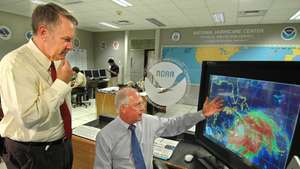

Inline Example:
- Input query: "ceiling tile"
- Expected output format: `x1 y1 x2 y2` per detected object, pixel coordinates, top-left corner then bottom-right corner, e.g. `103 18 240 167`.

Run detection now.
263 8 300 21
238 0 273 11
237 16 263 24
271 0 300 9
206 0 238 12
0 0 298 31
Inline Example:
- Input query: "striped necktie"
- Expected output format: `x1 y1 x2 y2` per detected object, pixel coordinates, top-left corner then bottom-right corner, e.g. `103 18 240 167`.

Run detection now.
128 125 146 169
50 61 72 139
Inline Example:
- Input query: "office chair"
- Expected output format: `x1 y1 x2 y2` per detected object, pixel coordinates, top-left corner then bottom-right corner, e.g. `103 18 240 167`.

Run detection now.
71 87 91 108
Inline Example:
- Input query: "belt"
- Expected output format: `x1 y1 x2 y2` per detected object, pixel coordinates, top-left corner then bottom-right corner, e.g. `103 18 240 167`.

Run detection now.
5 137 66 147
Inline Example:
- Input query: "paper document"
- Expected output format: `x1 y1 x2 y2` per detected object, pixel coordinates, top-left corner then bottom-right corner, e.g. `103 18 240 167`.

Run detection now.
72 125 101 141
153 137 179 160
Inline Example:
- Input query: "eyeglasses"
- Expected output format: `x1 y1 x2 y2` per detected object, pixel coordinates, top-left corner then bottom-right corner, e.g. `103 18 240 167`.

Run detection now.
125 101 145 108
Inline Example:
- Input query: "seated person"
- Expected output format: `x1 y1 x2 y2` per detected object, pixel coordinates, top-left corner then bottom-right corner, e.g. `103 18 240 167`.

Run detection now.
94 87 224 169
71 67 87 105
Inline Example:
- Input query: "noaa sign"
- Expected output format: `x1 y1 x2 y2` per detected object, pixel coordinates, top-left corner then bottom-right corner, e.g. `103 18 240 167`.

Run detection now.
144 61 188 107
281 26 297 40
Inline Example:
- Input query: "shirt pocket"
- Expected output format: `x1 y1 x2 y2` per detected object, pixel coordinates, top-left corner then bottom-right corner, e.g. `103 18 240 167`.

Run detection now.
112 142 132 166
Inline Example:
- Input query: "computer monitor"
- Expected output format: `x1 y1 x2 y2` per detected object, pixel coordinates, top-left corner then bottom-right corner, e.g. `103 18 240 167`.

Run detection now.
84 70 92 79
99 69 106 77
92 69 100 79
195 61 300 169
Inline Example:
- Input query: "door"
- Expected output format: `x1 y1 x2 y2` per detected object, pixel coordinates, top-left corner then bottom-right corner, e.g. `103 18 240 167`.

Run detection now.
129 49 145 82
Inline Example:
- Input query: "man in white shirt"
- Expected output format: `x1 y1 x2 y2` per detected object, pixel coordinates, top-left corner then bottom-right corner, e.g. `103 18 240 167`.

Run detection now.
71 67 87 106
71 67 86 88
0 3 77 169
94 87 224 169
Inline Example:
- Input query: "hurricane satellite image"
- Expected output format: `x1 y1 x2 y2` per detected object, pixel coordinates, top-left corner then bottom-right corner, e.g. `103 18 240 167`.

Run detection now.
204 75 300 169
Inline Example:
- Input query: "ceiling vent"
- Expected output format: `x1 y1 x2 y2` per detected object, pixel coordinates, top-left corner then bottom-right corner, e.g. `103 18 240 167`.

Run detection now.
238 10 267 17
52 0 84 5
145 18 166 27
112 20 134 25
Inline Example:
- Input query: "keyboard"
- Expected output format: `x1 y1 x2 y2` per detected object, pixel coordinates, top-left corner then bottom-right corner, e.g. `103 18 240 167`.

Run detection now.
153 137 179 160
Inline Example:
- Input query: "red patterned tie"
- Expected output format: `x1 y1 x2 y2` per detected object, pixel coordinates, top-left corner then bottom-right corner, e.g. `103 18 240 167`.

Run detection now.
50 62 72 139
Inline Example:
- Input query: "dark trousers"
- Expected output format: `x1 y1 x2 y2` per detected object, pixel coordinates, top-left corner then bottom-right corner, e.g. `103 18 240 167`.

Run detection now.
2 138 73 169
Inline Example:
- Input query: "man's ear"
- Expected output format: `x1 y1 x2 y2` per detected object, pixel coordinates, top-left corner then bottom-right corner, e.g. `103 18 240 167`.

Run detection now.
37 24 48 41
119 104 127 115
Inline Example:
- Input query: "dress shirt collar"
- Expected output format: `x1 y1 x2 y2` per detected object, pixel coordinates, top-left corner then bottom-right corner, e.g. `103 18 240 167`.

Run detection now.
116 116 138 130
27 39 51 70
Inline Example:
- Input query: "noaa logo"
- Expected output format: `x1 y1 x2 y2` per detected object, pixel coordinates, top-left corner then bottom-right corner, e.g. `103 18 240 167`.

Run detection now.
144 61 188 107
0 26 12 40
281 26 297 40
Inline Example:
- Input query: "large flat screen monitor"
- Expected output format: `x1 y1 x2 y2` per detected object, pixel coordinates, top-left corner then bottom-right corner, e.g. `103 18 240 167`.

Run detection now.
99 69 106 77
92 69 100 79
84 70 92 79
196 61 300 169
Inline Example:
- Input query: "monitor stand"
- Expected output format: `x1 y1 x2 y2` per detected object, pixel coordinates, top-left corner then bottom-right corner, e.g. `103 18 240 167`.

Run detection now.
287 156 300 169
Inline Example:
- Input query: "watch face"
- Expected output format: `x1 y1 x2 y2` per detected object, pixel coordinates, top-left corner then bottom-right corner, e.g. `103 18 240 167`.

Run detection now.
171 32 181 41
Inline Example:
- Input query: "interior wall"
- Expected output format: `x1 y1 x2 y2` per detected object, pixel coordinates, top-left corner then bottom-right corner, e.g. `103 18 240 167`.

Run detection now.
75 29 94 69
93 31 125 83
0 11 31 59
0 11 94 68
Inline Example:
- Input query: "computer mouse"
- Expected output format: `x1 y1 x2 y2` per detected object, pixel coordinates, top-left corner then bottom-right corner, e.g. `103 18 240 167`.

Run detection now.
184 154 194 163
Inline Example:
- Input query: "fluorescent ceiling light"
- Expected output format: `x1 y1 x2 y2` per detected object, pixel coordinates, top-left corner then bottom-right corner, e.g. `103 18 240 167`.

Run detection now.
145 18 166 27
99 22 120 29
289 9 300 20
31 0 46 5
212 12 225 24
112 0 132 7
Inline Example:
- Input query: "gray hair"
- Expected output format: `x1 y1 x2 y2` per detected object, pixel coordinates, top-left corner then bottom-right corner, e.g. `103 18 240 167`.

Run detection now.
32 3 78 34
115 87 138 112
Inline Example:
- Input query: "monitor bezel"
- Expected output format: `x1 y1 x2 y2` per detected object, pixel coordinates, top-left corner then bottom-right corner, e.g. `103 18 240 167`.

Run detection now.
84 70 93 78
195 61 300 169
99 69 106 77
92 69 100 78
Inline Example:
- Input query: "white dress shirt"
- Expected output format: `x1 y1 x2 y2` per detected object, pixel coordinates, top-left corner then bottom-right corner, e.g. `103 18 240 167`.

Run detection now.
94 112 205 169
0 39 72 142
72 72 86 88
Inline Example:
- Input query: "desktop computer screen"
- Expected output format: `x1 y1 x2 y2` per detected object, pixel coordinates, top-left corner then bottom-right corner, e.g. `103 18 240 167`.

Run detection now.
196 61 300 169
99 69 106 77
84 70 93 79
92 69 100 79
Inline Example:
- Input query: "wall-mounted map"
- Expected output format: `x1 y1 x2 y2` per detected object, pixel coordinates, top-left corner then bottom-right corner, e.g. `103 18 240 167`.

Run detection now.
162 46 300 84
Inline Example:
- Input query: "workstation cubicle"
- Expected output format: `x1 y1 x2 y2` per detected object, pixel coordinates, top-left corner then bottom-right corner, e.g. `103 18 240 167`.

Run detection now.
82 68 109 99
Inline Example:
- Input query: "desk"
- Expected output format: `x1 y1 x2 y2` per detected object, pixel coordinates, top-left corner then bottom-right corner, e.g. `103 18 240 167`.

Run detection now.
71 133 207 169
72 135 96 169
72 119 213 169
96 91 118 118
87 79 108 99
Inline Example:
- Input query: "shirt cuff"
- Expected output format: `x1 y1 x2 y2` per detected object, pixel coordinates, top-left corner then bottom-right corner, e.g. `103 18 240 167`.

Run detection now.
190 111 206 122
51 79 72 98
